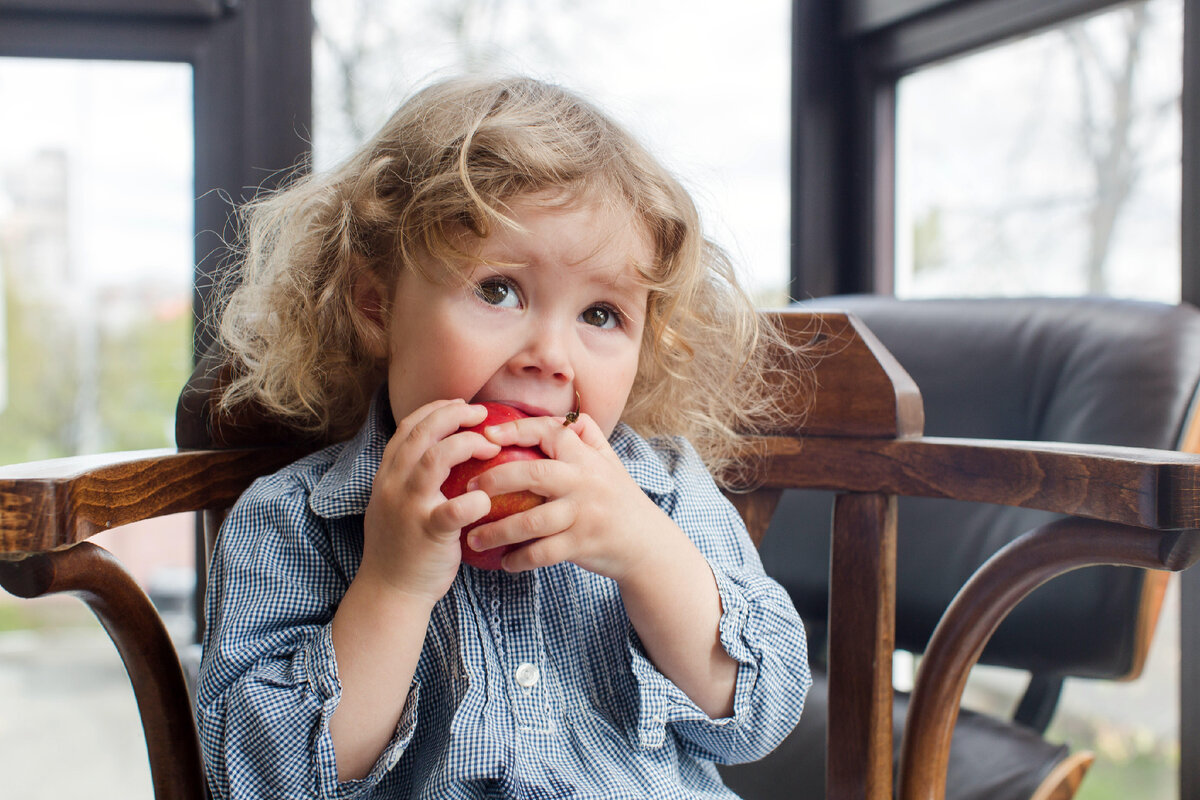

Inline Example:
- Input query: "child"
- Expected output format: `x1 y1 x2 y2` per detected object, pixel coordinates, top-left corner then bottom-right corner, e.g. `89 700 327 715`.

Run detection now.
198 75 811 799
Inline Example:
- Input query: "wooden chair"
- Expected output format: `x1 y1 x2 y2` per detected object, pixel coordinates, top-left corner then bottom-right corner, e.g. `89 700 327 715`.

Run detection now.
1 308 1199 800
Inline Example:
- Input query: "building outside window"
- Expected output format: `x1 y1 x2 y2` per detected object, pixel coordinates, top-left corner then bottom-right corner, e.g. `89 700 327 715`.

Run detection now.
0 56 195 796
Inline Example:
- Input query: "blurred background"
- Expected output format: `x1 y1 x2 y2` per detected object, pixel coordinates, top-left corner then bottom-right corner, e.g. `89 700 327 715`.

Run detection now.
0 0 1189 797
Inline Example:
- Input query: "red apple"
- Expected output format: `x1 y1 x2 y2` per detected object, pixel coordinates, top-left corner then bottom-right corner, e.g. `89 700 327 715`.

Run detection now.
440 402 547 569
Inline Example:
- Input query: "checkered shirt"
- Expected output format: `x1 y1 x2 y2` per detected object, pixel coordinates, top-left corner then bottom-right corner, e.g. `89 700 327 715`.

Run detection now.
196 392 811 799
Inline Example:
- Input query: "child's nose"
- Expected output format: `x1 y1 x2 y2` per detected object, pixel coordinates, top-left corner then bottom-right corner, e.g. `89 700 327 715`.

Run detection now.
513 325 574 383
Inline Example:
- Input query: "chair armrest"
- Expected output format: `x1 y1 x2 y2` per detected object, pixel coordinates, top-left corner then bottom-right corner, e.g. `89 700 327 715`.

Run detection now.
0 446 311 798
898 515 1200 800
755 432 1200 800
755 435 1200 529
0 447 307 556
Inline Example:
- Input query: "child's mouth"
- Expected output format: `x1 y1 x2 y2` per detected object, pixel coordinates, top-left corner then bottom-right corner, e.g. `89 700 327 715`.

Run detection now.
474 398 552 418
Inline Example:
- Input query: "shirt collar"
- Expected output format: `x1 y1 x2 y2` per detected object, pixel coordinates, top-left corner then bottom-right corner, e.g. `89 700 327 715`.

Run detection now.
604 423 678 496
307 392 677 520
308 387 394 519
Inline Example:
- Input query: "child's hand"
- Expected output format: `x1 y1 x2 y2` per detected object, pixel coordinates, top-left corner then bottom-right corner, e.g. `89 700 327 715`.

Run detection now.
466 413 741 719
357 399 501 605
463 414 676 582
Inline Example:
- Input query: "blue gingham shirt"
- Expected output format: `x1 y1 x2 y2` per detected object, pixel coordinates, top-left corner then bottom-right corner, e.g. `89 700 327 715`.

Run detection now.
197 392 811 799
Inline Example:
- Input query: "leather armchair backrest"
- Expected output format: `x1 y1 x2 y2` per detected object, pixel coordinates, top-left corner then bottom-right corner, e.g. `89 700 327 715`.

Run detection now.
761 296 1200 677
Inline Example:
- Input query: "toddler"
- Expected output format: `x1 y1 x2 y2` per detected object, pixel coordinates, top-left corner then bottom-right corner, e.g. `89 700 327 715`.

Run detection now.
198 75 811 799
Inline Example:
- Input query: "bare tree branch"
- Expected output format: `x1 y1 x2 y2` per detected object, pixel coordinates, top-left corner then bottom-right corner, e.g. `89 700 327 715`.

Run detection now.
1064 1 1149 293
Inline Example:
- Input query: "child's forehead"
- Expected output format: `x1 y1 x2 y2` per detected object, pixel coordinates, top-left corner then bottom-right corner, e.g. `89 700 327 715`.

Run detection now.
509 187 641 229
471 191 652 263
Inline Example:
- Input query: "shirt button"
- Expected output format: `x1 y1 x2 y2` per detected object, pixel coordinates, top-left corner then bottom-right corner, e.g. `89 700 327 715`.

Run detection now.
515 662 540 688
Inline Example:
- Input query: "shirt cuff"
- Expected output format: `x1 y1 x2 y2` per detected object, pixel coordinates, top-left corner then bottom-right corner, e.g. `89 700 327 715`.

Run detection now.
304 624 421 799
628 564 757 749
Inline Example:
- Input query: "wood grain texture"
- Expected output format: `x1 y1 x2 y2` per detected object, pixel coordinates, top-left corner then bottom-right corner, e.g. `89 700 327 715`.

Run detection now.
1029 751 1095 800
0 542 205 800
753 436 1200 530
0 447 305 555
898 519 1200 800
763 310 925 439
827 493 897 800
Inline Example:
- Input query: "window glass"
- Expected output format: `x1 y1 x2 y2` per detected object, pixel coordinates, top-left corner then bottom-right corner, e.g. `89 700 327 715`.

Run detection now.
312 0 792 305
0 58 195 798
0 58 194 459
895 0 1182 300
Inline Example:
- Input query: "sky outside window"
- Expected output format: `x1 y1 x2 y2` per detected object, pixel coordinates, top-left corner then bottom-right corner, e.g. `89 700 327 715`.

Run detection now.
0 57 193 460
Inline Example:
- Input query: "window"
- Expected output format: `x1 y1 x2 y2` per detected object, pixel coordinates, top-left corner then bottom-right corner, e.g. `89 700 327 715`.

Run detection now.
0 57 194 460
0 55 195 798
791 2 1198 797
895 0 1182 300
0 4 311 796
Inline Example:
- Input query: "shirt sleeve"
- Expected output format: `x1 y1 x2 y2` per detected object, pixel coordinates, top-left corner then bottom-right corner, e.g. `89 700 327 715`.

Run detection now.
626 439 812 765
195 473 417 800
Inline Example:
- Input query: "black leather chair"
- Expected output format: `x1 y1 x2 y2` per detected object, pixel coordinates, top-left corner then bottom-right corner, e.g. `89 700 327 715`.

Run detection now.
722 295 1200 800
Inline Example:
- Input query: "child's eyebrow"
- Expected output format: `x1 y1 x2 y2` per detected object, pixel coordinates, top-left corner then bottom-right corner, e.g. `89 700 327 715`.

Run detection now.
592 269 650 316
589 257 647 289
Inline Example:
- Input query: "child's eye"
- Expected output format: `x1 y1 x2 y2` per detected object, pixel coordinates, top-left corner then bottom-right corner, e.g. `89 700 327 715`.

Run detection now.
580 304 621 330
475 277 520 308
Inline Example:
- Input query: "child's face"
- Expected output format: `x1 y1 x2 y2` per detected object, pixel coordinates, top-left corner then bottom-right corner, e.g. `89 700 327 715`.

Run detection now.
381 194 653 437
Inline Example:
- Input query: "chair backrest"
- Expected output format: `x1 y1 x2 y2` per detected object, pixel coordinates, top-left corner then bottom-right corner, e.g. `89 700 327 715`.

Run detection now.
176 309 918 557
761 295 1200 680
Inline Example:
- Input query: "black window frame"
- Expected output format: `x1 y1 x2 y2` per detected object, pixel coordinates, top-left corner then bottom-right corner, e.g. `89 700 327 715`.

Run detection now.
0 0 313 355
792 0 1200 305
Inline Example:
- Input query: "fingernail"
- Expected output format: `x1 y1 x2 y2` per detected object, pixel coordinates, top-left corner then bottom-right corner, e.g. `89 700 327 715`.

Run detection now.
468 533 482 550
466 478 480 492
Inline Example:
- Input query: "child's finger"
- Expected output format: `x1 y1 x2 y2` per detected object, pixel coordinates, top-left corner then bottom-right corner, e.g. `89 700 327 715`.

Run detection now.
480 413 601 459
412 431 500 494
413 400 490 447
383 399 491 471
467 498 572 552
499 530 573 573
429 491 492 534
562 412 609 450
392 398 471 440
466 454 562 499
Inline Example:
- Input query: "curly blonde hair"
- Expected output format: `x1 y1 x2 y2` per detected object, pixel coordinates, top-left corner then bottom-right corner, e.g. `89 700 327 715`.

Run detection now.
214 75 810 486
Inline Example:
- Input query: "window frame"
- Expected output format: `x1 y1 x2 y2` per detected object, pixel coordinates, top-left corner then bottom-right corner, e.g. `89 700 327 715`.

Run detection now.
791 0 1199 304
0 0 313 356
0 0 313 641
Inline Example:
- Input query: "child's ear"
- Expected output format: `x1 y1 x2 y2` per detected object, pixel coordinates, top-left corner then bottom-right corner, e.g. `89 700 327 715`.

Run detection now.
351 264 390 359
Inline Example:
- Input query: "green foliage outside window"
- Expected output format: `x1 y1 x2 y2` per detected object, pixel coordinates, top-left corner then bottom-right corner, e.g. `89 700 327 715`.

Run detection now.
0 278 190 465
